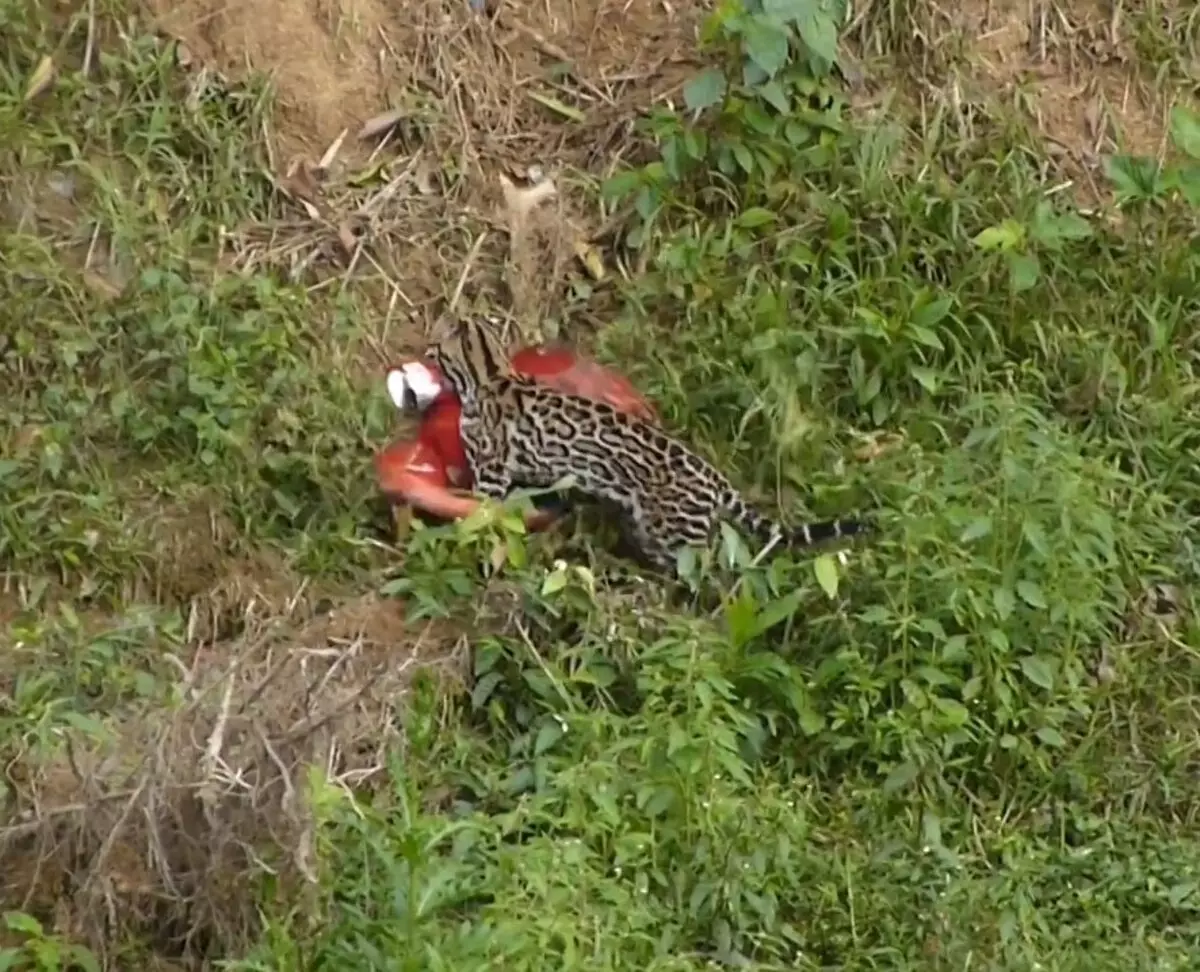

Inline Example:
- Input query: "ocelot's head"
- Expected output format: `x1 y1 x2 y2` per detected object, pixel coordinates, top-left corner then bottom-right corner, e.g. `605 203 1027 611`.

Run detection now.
424 315 514 402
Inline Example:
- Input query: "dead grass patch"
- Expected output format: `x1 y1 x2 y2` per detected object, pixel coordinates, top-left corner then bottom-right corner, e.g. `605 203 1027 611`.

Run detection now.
850 0 1196 204
141 0 702 357
0 592 460 964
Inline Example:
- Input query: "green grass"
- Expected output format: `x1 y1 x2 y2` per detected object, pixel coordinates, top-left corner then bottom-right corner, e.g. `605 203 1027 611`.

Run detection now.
4 0 1200 969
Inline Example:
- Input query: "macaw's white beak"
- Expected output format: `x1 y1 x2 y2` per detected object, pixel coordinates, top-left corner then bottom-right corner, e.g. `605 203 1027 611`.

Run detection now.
386 361 443 412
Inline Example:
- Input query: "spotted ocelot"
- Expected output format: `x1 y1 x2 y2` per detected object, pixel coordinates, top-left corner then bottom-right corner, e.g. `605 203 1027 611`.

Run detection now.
424 316 872 571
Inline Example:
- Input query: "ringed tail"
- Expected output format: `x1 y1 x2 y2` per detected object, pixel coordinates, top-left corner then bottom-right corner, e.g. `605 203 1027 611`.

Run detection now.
723 489 873 551
784 517 872 548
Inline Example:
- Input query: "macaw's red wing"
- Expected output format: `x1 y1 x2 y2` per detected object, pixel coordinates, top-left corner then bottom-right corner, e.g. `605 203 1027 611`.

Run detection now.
510 346 657 423
375 345 656 533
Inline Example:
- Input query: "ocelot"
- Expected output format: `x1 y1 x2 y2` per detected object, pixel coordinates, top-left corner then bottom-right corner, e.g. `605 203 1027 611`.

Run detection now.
424 316 872 571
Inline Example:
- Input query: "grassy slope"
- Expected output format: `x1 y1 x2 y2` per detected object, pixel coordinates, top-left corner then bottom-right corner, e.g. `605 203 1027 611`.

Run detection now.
3 0 1200 969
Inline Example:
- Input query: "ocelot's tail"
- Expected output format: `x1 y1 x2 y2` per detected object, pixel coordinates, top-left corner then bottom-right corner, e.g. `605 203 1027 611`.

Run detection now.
721 489 873 552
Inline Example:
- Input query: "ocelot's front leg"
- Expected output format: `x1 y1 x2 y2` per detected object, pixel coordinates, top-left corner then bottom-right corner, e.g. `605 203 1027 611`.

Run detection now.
463 442 513 504
459 408 515 503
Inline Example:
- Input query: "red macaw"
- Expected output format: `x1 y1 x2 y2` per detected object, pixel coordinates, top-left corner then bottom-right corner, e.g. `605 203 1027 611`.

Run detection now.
375 345 657 531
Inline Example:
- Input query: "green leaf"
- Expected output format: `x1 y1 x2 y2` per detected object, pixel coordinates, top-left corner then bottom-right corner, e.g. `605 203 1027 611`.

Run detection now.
1105 155 1165 201
750 590 803 639
1175 164 1200 207
1021 520 1049 557
541 567 568 596
3 913 42 936
1008 252 1040 293
590 787 621 826
792 1 840 63
534 718 564 756
993 587 1015 620
1170 104 1200 160
70 947 102 972
601 169 641 202
973 220 1024 251
732 140 755 175
933 697 969 726
1021 655 1055 690
910 365 939 394
736 207 778 228
1036 726 1066 748
743 18 791 78
471 671 504 710
911 295 953 329
1016 580 1047 608
797 705 825 736
882 760 919 795
961 517 992 542
813 554 839 598
379 577 412 596
758 79 790 113
61 711 110 740
906 324 945 350
683 68 727 112
1030 202 1092 249
724 590 759 647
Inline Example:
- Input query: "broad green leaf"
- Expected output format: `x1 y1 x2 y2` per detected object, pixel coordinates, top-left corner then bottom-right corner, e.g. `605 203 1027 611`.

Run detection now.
1030 201 1092 248
1021 520 1049 557
882 760 919 795
1170 104 1200 160
1036 726 1066 747
813 554 839 598
732 140 755 175
743 18 790 78
911 295 953 329
471 671 503 710
961 517 992 542
541 567 568 596
3 913 42 935
1016 579 1047 608
794 2 840 63
1176 163 1200 207
1008 252 1040 293
534 718 564 755
683 68 727 112
907 323 945 350
724 590 759 647
993 587 1015 620
973 220 1024 251
736 206 778 228
933 697 969 726
1021 655 1055 690
758 79 790 113
911 365 939 394
62 711 110 740
1105 154 1165 201
750 590 803 639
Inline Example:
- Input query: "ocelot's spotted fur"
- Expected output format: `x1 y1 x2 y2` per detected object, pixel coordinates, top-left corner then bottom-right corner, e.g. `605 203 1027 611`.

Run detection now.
425 316 871 571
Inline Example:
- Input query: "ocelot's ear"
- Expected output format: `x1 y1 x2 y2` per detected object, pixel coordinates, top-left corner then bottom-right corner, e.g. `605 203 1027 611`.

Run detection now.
477 313 518 349
426 314 459 346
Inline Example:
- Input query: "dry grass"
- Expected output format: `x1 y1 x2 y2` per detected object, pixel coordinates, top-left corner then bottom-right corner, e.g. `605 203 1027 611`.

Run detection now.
143 0 705 351
847 0 1199 203
1 592 457 962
